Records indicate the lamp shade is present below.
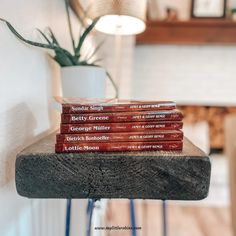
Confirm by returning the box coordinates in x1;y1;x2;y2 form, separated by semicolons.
87;0;147;35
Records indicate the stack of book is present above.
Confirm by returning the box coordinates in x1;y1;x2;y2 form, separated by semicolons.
55;98;184;153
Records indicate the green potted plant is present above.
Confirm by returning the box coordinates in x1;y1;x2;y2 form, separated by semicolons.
0;0;117;98
231;8;236;21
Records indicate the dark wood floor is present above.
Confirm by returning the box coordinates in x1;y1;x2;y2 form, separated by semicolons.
103;200;233;236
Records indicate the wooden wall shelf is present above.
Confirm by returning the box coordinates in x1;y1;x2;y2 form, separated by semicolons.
136;20;236;45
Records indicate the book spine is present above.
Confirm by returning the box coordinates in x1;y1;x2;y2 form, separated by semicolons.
57;131;183;143
61;111;183;124
60;122;183;134
62;103;176;114
55;141;183;153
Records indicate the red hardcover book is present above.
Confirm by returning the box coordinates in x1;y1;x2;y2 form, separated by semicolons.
57;130;183;143
61;110;183;124
55;97;176;113
55;141;183;153
60;121;183;134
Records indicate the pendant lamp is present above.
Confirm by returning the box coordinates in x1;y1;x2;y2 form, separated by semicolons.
82;0;147;35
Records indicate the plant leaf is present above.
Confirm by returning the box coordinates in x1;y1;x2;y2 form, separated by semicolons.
75;18;99;57
106;71;118;98
0;18;77;66
46;27;61;46
37;27;77;65
0;18;57;50
0;18;104;69
65;0;76;52
36;28;52;44
54;51;74;66
46;27;79;65
55;48;78;65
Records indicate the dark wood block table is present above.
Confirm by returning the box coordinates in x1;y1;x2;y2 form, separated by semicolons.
15;133;211;200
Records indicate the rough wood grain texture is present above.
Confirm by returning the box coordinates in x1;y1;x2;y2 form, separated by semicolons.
15;133;211;200
136;20;236;45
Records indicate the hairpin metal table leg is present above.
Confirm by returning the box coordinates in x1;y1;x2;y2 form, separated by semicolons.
87;199;95;236
65;199;72;236
130;199;137;236
162;200;168;236
65;199;167;236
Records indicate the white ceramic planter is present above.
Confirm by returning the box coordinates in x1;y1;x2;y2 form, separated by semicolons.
60;66;106;98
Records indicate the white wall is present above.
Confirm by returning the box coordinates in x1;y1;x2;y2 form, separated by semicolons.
101;39;236;106
132;45;236;105
0;0;77;235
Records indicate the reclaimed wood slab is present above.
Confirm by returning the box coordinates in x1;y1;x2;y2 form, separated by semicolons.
15;133;211;200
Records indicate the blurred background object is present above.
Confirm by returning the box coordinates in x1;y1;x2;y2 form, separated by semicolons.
191;0;227;18
225;115;236;236
165;7;179;21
